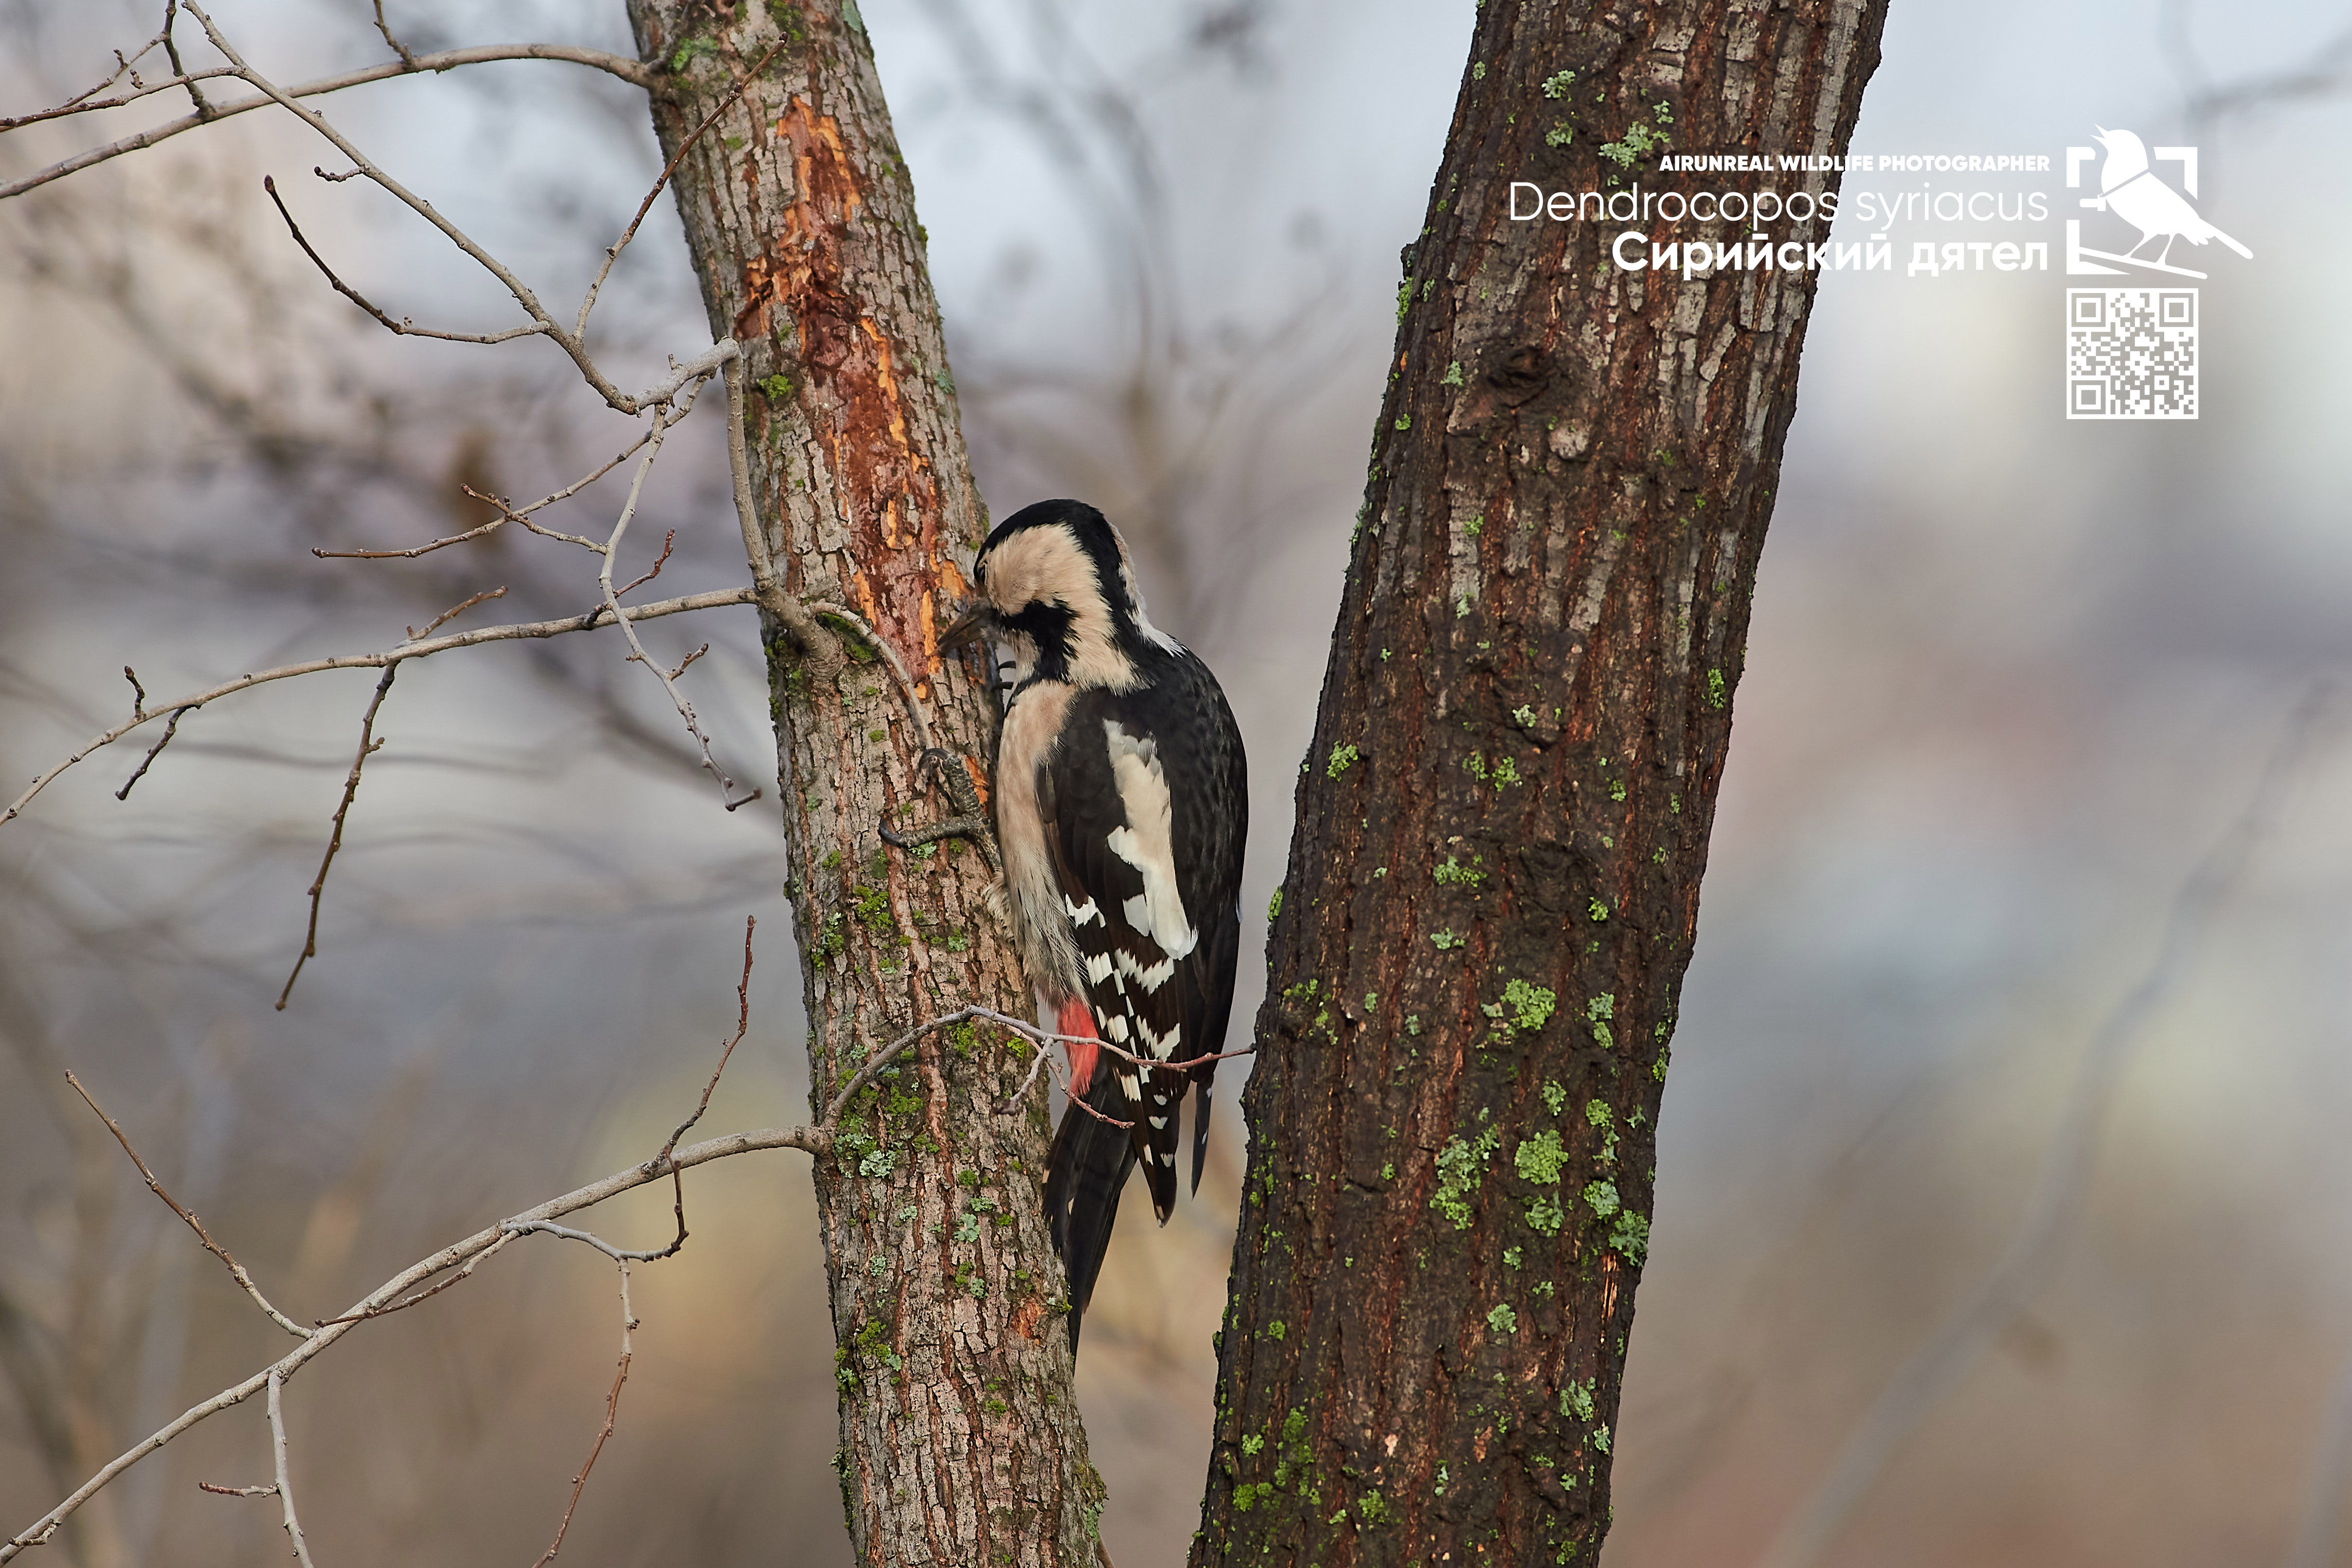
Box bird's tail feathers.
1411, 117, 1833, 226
1045, 1073, 1137, 1351
1190, 1081, 1213, 1197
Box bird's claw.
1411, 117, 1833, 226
882, 748, 1002, 873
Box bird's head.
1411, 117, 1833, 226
2093, 127, 2149, 175
941, 500, 1175, 692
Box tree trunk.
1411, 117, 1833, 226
622, 5, 1101, 1563
1192, 3, 1889, 1564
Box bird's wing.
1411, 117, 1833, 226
1038, 660, 1246, 1344
1040, 698, 1200, 1225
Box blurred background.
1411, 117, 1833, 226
3, 2, 2350, 1565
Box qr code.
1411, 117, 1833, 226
2066, 289, 2197, 419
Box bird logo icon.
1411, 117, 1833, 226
2066, 128, 2252, 278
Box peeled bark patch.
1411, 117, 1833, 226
626, 4, 1103, 1563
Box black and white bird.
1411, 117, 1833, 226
944, 500, 1247, 1349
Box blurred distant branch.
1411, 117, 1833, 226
2165, 0, 2352, 139
1756, 682, 2340, 1568
1, 586, 756, 826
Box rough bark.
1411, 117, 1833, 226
622, 5, 1101, 1563
1192, 3, 1889, 1564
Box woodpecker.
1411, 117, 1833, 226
944, 499, 1247, 1349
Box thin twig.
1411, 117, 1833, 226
184, 5, 721, 414
1, 44, 656, 198
1757, 683, 2338, 1568
160, 1, 213, 121
315, 518, 505, 560
572, 37, 791, 341
266, 1371, 316, 1568
44, 24, 169, 118
64, 1072, 307, 1339
660, 917, 758, 1163
465, 487, 609, 553
530, 1265, 634, 1568
503, 920, 762, 1266
264, 173, 552, 346
615, 530, 674, 598
370, 0, 421, 69
406, 586, 506, 642
309, 1233, 512, 1328
114, 708, 185, 800
276, 665, 397, 1011
196, 1482, 277, 1498
596, 388, 759, 811
122, 664, 147, 719
652, 917, 758, 1263
3, 587, 756, 825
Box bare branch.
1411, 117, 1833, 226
266, 1372, 317, 1568
122, 664, 147, 719
0, 1121, 829, 1562
5, 986, 1154, 1557
3, 588, 757, 826
1, 46, 656, 197
529, 1265, 634, 1568
406, 586, 506, 642
196, 1483, 278, 1499
175, 5, 714, 414
277, 665, 398, 1010
63, 1072, 307, 1339
263, 174, 553, 347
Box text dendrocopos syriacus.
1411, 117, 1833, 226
941, 500, 1248, 1349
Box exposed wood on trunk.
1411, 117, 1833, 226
623, 4, 1101, 1562
1192, 3, 1889, 1563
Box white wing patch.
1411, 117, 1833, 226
1101, 720, 1197, 960
1114, 948, 1177, 995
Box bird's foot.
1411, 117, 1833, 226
881, 748, 1002, 873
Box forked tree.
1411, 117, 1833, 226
0, 2, 1887, 1565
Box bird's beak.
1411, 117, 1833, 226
937, 599, 995, 653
